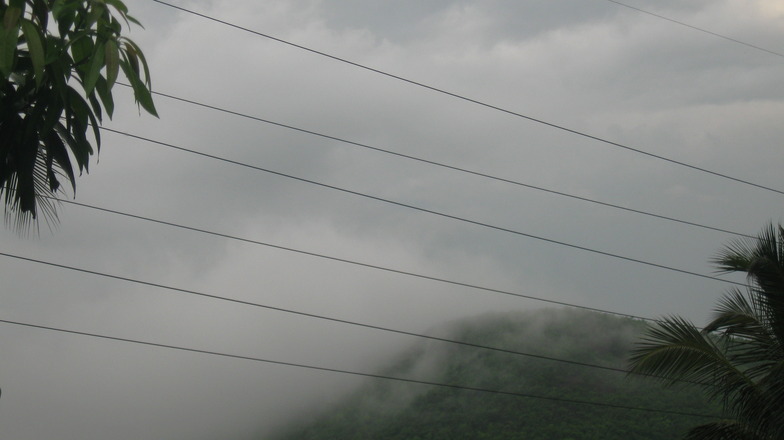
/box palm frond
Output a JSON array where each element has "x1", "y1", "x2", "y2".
[
  {"x1": 706, "y1": 289, "x2": 781, "y2": 362},
  {"x1": 707, "y1": 288, "x2": 762, "y2": 333},
  {"x1": 684, "y1": 420, "x2": 765, "y2": 440},
  {"x1": 636, "y1": 223, "x2": 784, "y2": 439},
  {"x1": 712, "y1": 223, "x2": 784, "y2": 354},
  {"x1": 629, "y1": 316, "x2": 756, "y2": 399},
  {"x1": 712, "y1": 237, "x2": 757, "y2": 275},
  {"x1": 712, "y1": 224, "x2": 784, "y2": 289},
  {"x1": 3, "y1": 144, "x2": 64, "y2": 235}
]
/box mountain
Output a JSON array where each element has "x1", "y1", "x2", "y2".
[{"x1": 271, "y1": 308, "x2": 720, "y2": 440}]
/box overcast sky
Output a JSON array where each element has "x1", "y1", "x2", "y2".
[{"x1": 1, "y1": 0, "x2": 783, "y2": 438}]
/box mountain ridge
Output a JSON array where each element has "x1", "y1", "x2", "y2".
[{"x1": 271, "y1": 308, "x2": 719, "y2": 440}]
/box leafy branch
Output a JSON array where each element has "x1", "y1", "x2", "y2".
[{"x1": 0, "y1": 0, "x2": 156, "y2": 231}]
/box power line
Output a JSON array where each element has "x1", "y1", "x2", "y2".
[
  {"x1": 603, "y1": 0, "x2": 784, "y2": 58},
  {"x1": 151, "y1": 0, "x2": 784, "y2": 197},
  {"x1": 0, "y1": 250, "x2": 650, "y2": 378},
  {"x1": 0, "y1": 250, "x2": 715, "y2": 386},
  {"x1": 29, "y1": 198, "x2": 655, "y2": 321},
  {"x1": 126, "y1": 83, "x2": 755, "y2": 240},
  {"x1": 101, "y1": 126, "x2": 749, "y2": 288},
  {"x1": 34, "y1": 191, "x2": 733, "y2": 340},
  {"x1": 0, "y1": 316, "x2": 720, "y2": 418},
  {"x1": 29, "y1": 191, "x2": 740, "y2": 332}
]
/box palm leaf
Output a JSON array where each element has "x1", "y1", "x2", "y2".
[
  {"x1": 635, "y1": 223, "x2": 784, "y2": 439},
  {"x1": 684, "y1": 420, "x2": 764, "y2": 440}
]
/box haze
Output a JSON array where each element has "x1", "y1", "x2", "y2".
[{"x1": 1, "y1": 1, "x2": 782, "y2": 439}]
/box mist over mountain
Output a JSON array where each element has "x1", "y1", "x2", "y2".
[{"x1": 270, "y1": 309, "x2": 719, "y2": 440}]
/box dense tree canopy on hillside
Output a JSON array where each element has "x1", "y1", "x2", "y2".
[{"x1": 272, "y1": 309, "x2": 718, "y2": 440}]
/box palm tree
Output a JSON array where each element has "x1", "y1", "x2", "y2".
[{"x1": 629, "y1": 223, "x2": 784, "y2": 439}]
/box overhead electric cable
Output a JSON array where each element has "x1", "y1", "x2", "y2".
[
  {"x1": 151, "y1": 0, "x2": 784, "y2": 196},
  {"x1": 124, "y1": 83, "x2": 754, "y2": 240},
  {"x1": 603, "y1": 0, "x2": 784, "y2": 58},
  {"x1": 0, "y1": 317, "x2": 720, "y2": 418},
  {"x1": 101, "y1": 126, "x2": 749, "y2": 288},
  {"x1": 0, "y1": 250, "x2": 657, "y2": 379},
  {"x1": 26, "y1": 198, "x2": 654, "y2": 321},
  {"x1": 0, "y1": 250, "x2": 713, "y2": 386}
]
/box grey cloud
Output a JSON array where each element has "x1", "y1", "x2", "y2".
[{"x1": 0, "y1": 0, "x2": 781, "y2": 438}]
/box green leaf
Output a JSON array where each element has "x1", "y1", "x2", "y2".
[
  {"x1": 41, "y1": 88, "x2": 65, "y2": 135},
  {"x1": 104, "y1": 38, "x2": 118, "y2": 89},
  {"x1": 53, "y1": 0, "x2": 79, "y2": 37},
  {"x1": 94, "y1": 76, "x2": 114, "y2": 118},
  {"x1": 122, "y1": 39, "x2": 139, "y2": 75},
  {"x1": 44, "y1": 128, "x2": 76, "y2": 192},
  {"x1": 86, "y1": 87, "x2": 102, "y2": 122},
  {"x1": 124, "y1": 13, "x2": 143, "y2": 29},
  {"x1": 84, "y1": 2, "x2": 105, "y2": 29},
  {"x1": 29, "y1": 0, "x2": 50, "y2": 32},
  {"x1": 51, "y1": 0, "x2": 69, "y2": 20},
  {"x1": 103, "y1": 0, "x2": 129, "y2": 15},
  {"x1": 82, "y1": 40, "x2": 104, "y2": 96},
  {"x1": 124, "y1": 38, "x2": 151, "y2": 86},
  {"x1": 44, "y1": 35, "x2": 62, "y2": 64},
  {"x1": 108, "y1": 16, "x2": 122, "y2": 34},
  {"x1": 53, "y1": 122, "x2": 88, "y2": 175},
  {"x1": 120, "y1": 59, "x2": 157, "y2": 117},
  {"x1": 65, "y1": 86, "x2": 100, "y2": 161},
  {"x1": 0, "y1": 5, "x2": 23, "y2": 78},
  {"x1": 20, "y1": 18, "x2": 45, "y2": 87},
  {"x1": 3, "y1": 0, "x2": 24, "y2": 29},
  {"x1": 69, "y1": 32, "x2": 93, "y2": 71}
]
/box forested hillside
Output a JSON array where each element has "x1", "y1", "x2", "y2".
[{"x1": 271, "y1": 309, "x2": 720, "y2": 440}]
